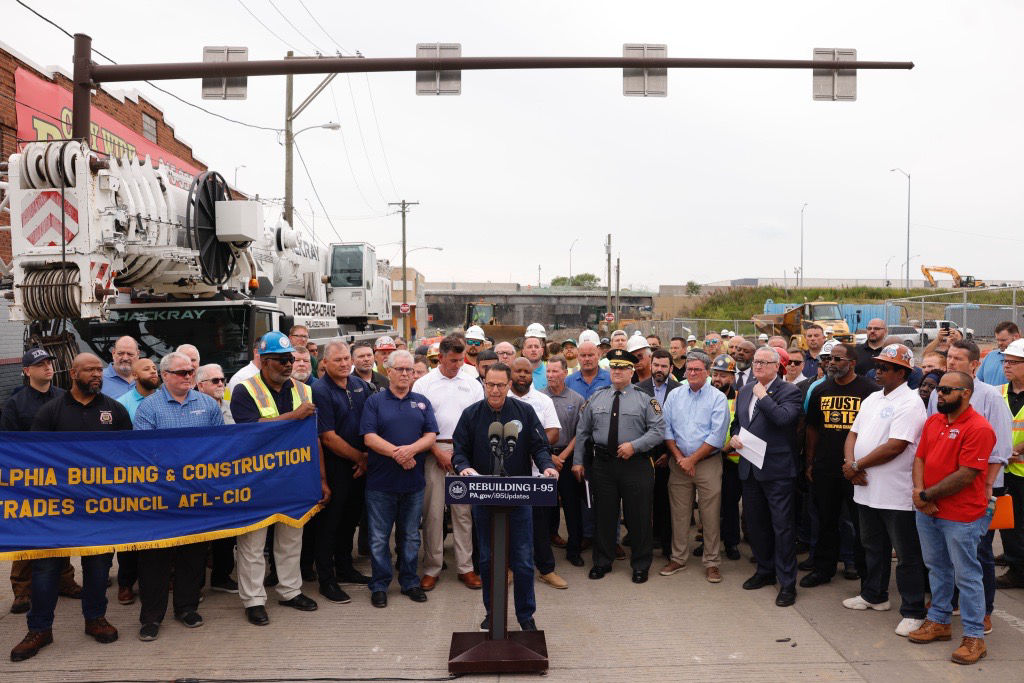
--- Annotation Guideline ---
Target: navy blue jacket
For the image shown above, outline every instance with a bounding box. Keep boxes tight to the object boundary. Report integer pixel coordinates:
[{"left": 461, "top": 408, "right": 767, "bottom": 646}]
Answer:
[
  {"left": 452, "top": 397, "right": 554, "bottom": 476},
  {"left": 731, "top": 377, "right": 803, "bottom": 482}
]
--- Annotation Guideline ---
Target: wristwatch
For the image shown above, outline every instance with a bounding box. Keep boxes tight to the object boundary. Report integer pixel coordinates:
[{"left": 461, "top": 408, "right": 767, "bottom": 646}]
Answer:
[
  {"left": 850, "top": 461, "right": 860, "bottom": 472},
  {"left": 919, "top": 490, "right": 929, "bottom": 502}
]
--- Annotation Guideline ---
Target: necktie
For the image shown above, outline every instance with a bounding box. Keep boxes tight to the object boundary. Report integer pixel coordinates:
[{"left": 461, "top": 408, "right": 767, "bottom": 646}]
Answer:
[
  {"left": 607, "top": 390, "right": 621, "bottom": 448},
  {"left": 736, "top": 370, "right": 745, "bottom": 389}
]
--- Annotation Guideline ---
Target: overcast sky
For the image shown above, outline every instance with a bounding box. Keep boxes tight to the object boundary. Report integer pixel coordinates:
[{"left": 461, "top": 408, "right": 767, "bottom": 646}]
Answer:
[{"left": 8, "top": 1, "right": 1022, "bottom": 289}]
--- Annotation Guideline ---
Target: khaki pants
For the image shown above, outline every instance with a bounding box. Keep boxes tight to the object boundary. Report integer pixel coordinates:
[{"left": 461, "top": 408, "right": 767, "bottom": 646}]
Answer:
[
  {"left": 236, "top": 522, "right": 303, "bottom": 608},
  {"left": 10, "top": 558, "right": 77, "bottom": 598},
  {"left": 421, "top": 444, "right": 473, "bottom": 577},
  {"left": 668, "top": 454, "right": 723, "bottom": 567}
]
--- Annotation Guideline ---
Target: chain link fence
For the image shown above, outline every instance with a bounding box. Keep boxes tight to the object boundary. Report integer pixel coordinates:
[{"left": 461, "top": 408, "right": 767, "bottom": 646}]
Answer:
[
  {"left": 630, "top": 318, "right": 767, "bottom": 341},
  {"left": 884, "top": 286, "right": 1024, "bottom": 341}
]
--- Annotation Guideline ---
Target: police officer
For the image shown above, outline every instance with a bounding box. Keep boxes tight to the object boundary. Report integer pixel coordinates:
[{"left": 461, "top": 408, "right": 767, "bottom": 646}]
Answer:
[
  {"left": 573, "top": 349, "right": 665, "bottom": 583},
  {"left": 452, "top": 363, "right": 558, "bottom": 632},
  {"left": 230, "top": 331, "right": 329, "bottom": 627}
]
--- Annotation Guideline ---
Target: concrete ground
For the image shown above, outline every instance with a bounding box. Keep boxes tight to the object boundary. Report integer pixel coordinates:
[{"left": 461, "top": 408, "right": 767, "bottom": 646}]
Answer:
[{"left": 1, "top": 532, "right": 1022, "bottom": 682}]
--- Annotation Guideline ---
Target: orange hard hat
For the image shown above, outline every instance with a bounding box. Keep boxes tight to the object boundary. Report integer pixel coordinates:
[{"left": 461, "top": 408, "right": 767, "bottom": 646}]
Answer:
[{"left": 876, "top": 343, "right": 914, "bottom": 369}]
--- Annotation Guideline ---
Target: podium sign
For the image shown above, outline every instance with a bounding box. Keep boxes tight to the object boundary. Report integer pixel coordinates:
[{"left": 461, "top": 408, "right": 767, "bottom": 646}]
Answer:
[
  {"left": 445, "top": 475, "right": 557, "bottom": 506},
  {"left": 446, "top": 475, "right": 553, "bottom": 674}
]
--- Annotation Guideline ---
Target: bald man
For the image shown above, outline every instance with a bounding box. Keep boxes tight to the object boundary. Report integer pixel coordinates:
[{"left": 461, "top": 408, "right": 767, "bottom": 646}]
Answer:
[
  {"left": 855, "top": 319, "right": 889, "bottom": 375},
  {"left": 102, "top": 337, "right": 139, "bottom": 398},
  {"left": 117, "top": 359, "right": 161, "bottom": 422}
]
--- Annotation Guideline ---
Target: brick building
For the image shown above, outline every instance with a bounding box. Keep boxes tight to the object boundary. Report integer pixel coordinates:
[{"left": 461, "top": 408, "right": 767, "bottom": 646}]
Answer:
[{"left": 0, "top": 39, "right": 210, "bottom": 401}]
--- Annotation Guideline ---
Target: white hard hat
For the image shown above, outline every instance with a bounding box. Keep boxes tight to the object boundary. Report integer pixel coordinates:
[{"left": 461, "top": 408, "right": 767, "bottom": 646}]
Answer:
[
  {"left": 626, "top": 331, "right": 650, "bottom": 354},
  {"left": 465, "top": 325, "right": 486, "bottom": 341},
  {"left": 758, "top": 333, "right": 769, "bottom": 341},
  {"left": 686, "top": 334, "right": 696, "bottom": 342},
  {"left": 610, "top": 329, "right": 628, "bottom": 339},
  {"left": 578, "top": 329, "right": 600, "bottom": 345},
  {"left": 821, "top": 339, "right": 838, "bottom": 355},
  {"left": 720, "top": 329, "right": 730, "bottom": 336},
  {"left": 728, "top": 330, "right": 736, "bottom": 337},
  {"left": 525, "top": 322, "right": 547, "bottom": 340},
  {"left": 825, "top": 326, "right": 834, "bottom": 334},
  {"left": 1004, "top": 338, "right": 1024, "bottom": 360}
]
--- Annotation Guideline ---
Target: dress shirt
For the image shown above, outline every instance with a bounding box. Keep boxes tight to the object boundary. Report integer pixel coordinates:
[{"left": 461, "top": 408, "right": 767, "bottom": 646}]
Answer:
[{"left": 663, "top": 380, "right": 729, "bottom": 456}]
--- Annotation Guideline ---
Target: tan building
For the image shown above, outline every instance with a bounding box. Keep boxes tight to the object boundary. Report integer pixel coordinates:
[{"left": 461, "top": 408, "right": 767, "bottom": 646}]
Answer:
[{"left": 391, "top": 267, "right": 428, "bottom": 339}]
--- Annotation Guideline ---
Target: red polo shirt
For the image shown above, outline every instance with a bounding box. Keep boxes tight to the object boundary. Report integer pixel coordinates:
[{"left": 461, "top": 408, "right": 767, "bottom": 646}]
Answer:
[{"left": 916, "top": 406, "right": 996, "bottom": 523}]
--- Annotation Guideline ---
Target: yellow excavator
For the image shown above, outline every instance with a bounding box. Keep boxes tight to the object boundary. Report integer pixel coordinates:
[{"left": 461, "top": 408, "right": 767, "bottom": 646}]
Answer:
[{"left": 920, "top": 265, "right": 986, "bottom": 288}]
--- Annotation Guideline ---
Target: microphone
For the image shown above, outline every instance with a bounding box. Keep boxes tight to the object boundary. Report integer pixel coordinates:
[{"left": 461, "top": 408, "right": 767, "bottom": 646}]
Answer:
[
  {"left": 488, "top": 421, "right": 503, "bottom": 475},
  {"left": 501, "top": 422, "right": 520, "bottom": 476}
]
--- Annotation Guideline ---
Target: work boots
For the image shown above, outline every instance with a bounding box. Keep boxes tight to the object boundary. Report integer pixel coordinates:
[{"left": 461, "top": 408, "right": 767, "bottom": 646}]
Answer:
[
  {"left": 951, "top": 637, "right": 987, "bottom": 665},
  {"left": 908, "top": 619, "right": 953, "bottom": 643},
  {"left": 10, "top": 630, "right": 53, "bottom": 662}
]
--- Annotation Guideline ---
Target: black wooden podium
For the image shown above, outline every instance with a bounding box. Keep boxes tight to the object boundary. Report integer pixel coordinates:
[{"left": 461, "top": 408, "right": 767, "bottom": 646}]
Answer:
[{"left": 444, "top": 475, "right": 557, "bottom": 674}]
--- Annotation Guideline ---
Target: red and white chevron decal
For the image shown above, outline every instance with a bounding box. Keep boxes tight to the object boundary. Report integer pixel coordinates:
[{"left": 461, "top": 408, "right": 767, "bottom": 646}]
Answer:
[
  {"left": 90, "top": 260, "right": 114, "bottom": 290},
  {"left": 20, "top": 191, "right": 79, "bottom": 246}
]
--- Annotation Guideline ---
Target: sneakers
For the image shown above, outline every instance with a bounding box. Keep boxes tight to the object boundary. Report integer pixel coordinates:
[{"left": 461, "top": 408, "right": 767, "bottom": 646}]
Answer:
[
  {"left": 538, "top": 572, "right": 568, "bottom": 589},
  {"left": 175, "top": 611, "right": 204, "bottom": 628},
  {"left": 319, "top": 583, "right": 352, "bottom": 604},
  {"left": 10, "top": 630, "right": 52, "bottom": 661},
  {"left": 138, "top": 623, "right": 160, "bottom": 642},
  {"left": 951, "top": 636, "right": 987, "bottom": 665},
  {"left": 842, "top": 595, "right": 891, "bottom": 611},
  {"left": 659, "top": 561, "right": 686, "bottom": 576},
  {"left": 210, "top": 577, "right": 239, "bottom": 593},
  {"left": 995, "top": 569, "right": 1024, "bottom": 589},
  {"left": 705, "top": 567, "right": 722, "bottom": 583},
  {"left": 895, "top": 618, "right": 926, "bottom": 637},
  {"left": 908, "top": 619, "right": 952, "bottom": 644}
]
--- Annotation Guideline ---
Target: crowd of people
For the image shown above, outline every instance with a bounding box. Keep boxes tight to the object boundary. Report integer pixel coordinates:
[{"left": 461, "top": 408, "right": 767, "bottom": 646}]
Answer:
[{"left": 3, "top": 317, "right": 1023, "bottom": 666}]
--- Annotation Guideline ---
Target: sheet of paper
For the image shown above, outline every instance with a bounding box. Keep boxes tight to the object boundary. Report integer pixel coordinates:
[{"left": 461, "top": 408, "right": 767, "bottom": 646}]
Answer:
[{"left": 737, "top": 427, "right": 767, "bottom": 469}]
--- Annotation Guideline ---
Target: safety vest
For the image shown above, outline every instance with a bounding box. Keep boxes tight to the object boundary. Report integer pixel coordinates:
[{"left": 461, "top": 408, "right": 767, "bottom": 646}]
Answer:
[
  {"left": 725, "top": 397, "right": 738, "bottom": 463},
  {"left": 241, "top": 374, "right": 313, "bottom": 419},
  {"left": 1002, "top": 383, "right": 1024, "bottom": 477}
]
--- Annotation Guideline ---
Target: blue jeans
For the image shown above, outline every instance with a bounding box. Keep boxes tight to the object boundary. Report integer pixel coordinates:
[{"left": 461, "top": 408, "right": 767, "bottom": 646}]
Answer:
[
  {"left": 916, "top": 512, "right": 988, "bottom": 638},
  {"left": 473, "top": 506, "right": 536, "bottom": 625},
  {"left": 366, "top": 488, "right": 424, "bottom": 593},
  {"left": 28, "top": 553, "right": 112, "bottom": 632}
]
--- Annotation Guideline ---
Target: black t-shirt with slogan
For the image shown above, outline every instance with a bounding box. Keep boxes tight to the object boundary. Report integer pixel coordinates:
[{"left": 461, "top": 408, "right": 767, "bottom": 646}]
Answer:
[{"left": 806, "top": 375, "right": 879, "bottom": 477}]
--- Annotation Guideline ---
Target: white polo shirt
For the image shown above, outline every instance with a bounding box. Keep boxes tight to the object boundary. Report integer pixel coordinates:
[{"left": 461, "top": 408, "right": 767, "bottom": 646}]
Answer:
[
  {"left": 509, "top": 387, "right": 560, "bottom": 475},
  {"left": 412, "top": 366, "right": 484, "bottom": 440},
  {"left": 850, "top": 382, "right": 928, "bottom": 511}
]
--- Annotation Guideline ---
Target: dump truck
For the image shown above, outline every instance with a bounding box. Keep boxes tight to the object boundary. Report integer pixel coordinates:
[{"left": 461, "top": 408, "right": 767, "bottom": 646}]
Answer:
[{"left": 752, "top": 301, "right": 853, "bottom": 349}]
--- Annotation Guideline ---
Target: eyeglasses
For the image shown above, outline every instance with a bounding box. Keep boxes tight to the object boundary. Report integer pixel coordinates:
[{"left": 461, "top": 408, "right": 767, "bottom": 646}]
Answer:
[
  {"left": 1005, "top": 359, "right": 1024, "bottom": 367},
  {"left": 936, "top": 386, "right": 966, "bottom": 395},
  {"left": 866, "top": 326, "right": 885, "bottom": 331},
  {"left": 466, "top": 339, "right": 483, "bottom": 347},
  {"left": 166, "top": 368, "right": 195, "bottom": 377},
  {"left": 685, "top": 367, "right": 706, "bottom": 374},
  {"left": 265, "top": 355, "right": 294, "bottom": 365},
  {"left": 290, "top": 334, "right": 309, "bottom": 340},
  {"left": 391, "top": 367, "right": 415, "bottom": 374},
  {"left": 484, "top": 382, "right": 509, "bottom": 390},
  {"left": 201, "top": 377, "right": 226, "bottom": 384},
  {"left": 752, "top": 360, "right": 778, "bottom": 367}
]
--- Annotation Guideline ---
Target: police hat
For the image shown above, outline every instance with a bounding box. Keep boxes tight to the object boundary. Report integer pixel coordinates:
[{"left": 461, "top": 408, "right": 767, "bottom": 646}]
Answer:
[
  {"left": 606, "top": 348, "right": 637, "bottom": 368},
  {"left": 22, "top": 347, "right": 53, "bottom": 367}
]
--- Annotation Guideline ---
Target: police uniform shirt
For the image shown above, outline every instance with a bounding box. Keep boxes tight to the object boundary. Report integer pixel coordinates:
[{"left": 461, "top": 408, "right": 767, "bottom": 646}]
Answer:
[
  {"left": 572, "top": 384, "right": 665, "bottom": 467},
  {"left": 452, "top": 396, "right": 554, "bottom": 476},
  {"left": 359, "top": 388, "right": 439, "bottom": 494},
  {"left": 541, "top": 385, "right": 586, "bottom": 451},
  {"left": 230, "top": 373, "right": 316, "bottom": 425},
  {"left": 31, "top": 391, "right": 133, "bottom": 432},
  {"left": 1, "top": 384, "right": 65, "bottom": 432},
  {"left": 312, "top": 373, "right": 371, "bottom": 451}
]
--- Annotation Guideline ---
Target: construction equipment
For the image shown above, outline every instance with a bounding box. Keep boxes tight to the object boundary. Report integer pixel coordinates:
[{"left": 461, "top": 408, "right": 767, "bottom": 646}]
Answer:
[
  {"left": 920, "top": 265, "right": 986, "bottom": 288},
  {"left": 1, "top": 141, "right": 392, "bottom": 387},
  {"left": 464, "top": 301, "right": 526, "bottom": 345},
  {"left": 751, "top": 300, "right": 853, "bottom": 349}
]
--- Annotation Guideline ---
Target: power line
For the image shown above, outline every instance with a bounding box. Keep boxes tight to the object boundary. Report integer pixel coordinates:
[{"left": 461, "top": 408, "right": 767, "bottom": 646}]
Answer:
[
  {"left": 328, "top": 84, "right": 387, "bottom": 215},
  {"left": 15, "top": 0, "right": 282, "bottom": 133},
  {"left": 346, "top": 75, "right": 390, "bottom": 203},
  {"left": 267, "top": 0, "right": 324, "bottom": 55},
  {"left": 293, "top": 139, "right": 342, "bottom": 241},
  {"left": 235, "top": 0, "right": 303, "bottom": 54},
  {"left": 298, "top": 0, "right": 353, "bottom": 55}
]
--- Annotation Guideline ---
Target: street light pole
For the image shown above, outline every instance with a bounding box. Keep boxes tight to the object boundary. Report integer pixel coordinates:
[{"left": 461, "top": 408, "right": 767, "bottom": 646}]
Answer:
[
  {"left": 800, "top": 203, "right": 808, "bottom": 287},
  {"left": 568, "top": 237, "right": 580, "bottom": 283},
  {"left": 891, "top": 168, "right": 911, "bottom": 291},
  {"left": 884, "top": 255, "right": 895, "bottom": 286},
  {"left": 388, "top": 200, "right": 420, "bottom": 341},
  {"left": 234, "top": 165, "right": 246, "bottom": 189}
]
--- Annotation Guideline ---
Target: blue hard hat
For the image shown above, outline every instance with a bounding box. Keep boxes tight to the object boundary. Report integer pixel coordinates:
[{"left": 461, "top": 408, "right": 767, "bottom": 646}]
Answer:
[{"left": 259, "top": 331, "right": 296, "bottom": 355}]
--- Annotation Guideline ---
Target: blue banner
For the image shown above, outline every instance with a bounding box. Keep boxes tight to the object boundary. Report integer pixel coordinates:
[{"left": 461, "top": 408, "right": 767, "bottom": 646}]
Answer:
[
  {"left": 0, "top": 418, "right": 321, "bottom": 560},
  {"left": 445, "top": 476, "right": 557, "bottom": 507}
]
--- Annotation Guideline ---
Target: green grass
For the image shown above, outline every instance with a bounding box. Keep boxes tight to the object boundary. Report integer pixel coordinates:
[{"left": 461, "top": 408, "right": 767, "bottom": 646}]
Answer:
[{"left": 692, "top": 286, "right": 937, "bottom": 320}]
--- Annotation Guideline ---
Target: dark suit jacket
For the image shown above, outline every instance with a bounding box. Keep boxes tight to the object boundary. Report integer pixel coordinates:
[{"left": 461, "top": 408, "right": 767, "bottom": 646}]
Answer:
[
  {"left": 731, "top": 377, "right": 803, "bottom": 482},
  {"left": 636, "top": 377, "right": 680, "bottom": 461}
]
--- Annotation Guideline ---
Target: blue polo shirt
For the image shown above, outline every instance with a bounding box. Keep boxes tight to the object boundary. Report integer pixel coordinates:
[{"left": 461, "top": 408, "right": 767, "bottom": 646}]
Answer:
[
  {"left": 134, "top": 385, "right": 224, "bottom": 430},
  {"left": 100, "top": 364, "right": 135, "bottom": 399},
  {"left": 359, "top": 388, "right": 438, "bottom": 494},
  {"left": 532, "top": 362, "right": 548, "bottom": 391},
  {"left": 117, "top": 387, "right": 147, "bottom": 422},
  {"left": 313, "top": 373, "right": 371, "bottom": 452},
  {"left": 978, "top": 349, "right": 1008, "bottom": 386},
  {"left": 566, "top": 367, "right": 611, "bottom": 400}
]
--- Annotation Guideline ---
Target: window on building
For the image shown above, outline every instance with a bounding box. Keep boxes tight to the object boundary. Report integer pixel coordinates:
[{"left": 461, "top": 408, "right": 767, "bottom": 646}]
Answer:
[{"left": 142, "top": 113, "right": 157, "bottom": 143}]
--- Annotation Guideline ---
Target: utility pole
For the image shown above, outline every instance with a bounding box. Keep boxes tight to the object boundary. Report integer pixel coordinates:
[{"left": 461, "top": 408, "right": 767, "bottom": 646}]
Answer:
[
  {"left": 284, "top": 51, "right": 294, "bottom": 227},
  {"left": 388, "top": 200, "right": 420, "bottom": 341},
  {"left": 538, "top": 265, "right": 542, "bottom": 288},
  {"left": 799, "top": 203, "right": 808, "bottom": 287},
  {"left": 615, "top": 256, "right": 621, "bottom": 324},
  {"left": 605, "top": 234, "right": 612, "bottom": 323}
]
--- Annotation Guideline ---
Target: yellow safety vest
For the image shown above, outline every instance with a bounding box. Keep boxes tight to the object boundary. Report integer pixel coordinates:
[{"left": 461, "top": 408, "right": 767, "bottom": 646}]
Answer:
[
  {"left": 242, "top": 373, "right": 313, "bottom": 419},
  {"left": 725, "top": 397, "right": 738, "bottom": 463},
  {"left": 1002, "top": 384, "right": 1024, "bottom": 477}
]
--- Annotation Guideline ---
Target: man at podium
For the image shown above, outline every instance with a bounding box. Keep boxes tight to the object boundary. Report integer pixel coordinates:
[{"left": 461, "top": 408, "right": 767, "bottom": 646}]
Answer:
[{"left": 452, "top": 362, "right": 558, "bottom": 632}]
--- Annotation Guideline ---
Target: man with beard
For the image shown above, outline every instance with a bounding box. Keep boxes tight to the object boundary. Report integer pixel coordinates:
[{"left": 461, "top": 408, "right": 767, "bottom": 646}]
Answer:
[
  {"left": 3, "top": 349, "right": 80, "bottom": 617},
  {"left": 668, "top": 337, "right": 688, "bottom": 382},
  {"left": 800, "top": 343, "right": 877, "bottom": 589},
  {"left": 373, "top": 336, "right": 397, "bottom": 374},
  {"left": 101, "top": 336, "right": 139, "bottom": 398},
  {"left": 509, "top": 358, "right": 564, "bottom": 589},
  {"left": 711, "top": 355, "right": 743, "bottom": 560},
  {"left": 843, "top": 344, "right": 928, "bottom": 637},
  {"left": 352, "top": 342, "right": 389, "bottom": 392},
  {"left": 561, "top": 338, "right": 580, "bottom": 374},
  {"left": 910, "top": 371, "right": 996, "bottom": 664},
  {"left": 628, "top": 334, "right": 653, "bottom": 384},
  {"left": 855, "top": 319, "right": 889, "bottom": 376},
  {"left": 11, "top": 354, "right": 131, "bottom": 662},
  {"left": 291, "top": 346, "right": 314, "bottom": 385},
  {"left": 523, "top": 323, "right": 548, "bottom": 390},
  {"left": 732, "top": 340, "right": 756, "bottom": 390},
  {"left": 464, "top": 325, "right": 486, "bottom": 370},
  {"left": 117, "top": 359, "right": 161, "bottom": 421}
]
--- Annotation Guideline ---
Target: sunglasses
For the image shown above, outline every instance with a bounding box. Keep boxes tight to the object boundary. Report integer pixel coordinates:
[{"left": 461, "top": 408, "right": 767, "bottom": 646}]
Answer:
[
  {"left": 166, "top": 368, "right": 195, "bottom": 377},
  {"left": 265, "top": 355, "right": 294, "bottom": 365},
  {"left": 936, "top": 386, "right": 966, "bottom": 395},
  {"left": 873, "top": 364, "right": 893, "bottom": 373},
  {"left": 466, "top": 339, "right": 483, "bottom": 347},
  {"left": 788, "top": 359, "right": 804, "bottom": 365},
  {"left": 201, "top": 377, "right": 226, "bottom": 384}
]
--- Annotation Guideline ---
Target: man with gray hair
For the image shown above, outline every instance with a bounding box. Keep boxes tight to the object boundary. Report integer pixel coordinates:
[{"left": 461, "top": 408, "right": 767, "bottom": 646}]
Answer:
[
  {"left": 102, "top": 335, "right": 140, "bottom": 398},
  {"left": 659, "top": 351, "right": 730, "bottom": 583},
  {"left": 197, "top": 364, "right": 232, "bottom": 425}
]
